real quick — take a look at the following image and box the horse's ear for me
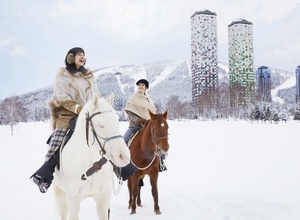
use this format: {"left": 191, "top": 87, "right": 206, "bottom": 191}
{"left": 106, "top": 93, "right": 115, "bottom": 106}
{"left": 163, "top": 109, "right": 168, "bottom": 119}
{"left": 91, "top": 94, "right": 100, "bottom": 110}
{"left": 149, "top": 110, "right": 156, "bottom": 119}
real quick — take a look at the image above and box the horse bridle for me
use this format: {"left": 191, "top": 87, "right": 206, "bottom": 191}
{"left": 80, "top": 111, "right": 124, "bottom": 181}
{"left": 130, "top": 121, "right": 169, "bottom": 170}
{"left": 151, "top": 121, "right": 169, "bottom": 152}
{"left": 85, "top": 111, "right": 123, "bottom": 156}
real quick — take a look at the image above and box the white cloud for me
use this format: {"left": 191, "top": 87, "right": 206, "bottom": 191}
{"left": 1, "top": 0, "right": 300, "bottom": 99}
{"left": 9, "top": 46, "right": 27, "bottom": 56}
{"left": 254, "top": 0, "right": 299, "bottom": 23}
{"left": 0, "top": 37, "right": 13, "bottom": 47}
{"left": 47, "top": 1, "right": 75, "bottom": 18}
{"left": 46, "top": 0, "right": 187, "bottom": 40}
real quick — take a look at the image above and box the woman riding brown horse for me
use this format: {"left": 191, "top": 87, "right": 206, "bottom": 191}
{"left": 127, "top": 109, "right": 169, "bottom": 215}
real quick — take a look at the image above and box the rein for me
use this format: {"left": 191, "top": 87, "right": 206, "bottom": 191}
{"left": 131, "top": 121, "right": 168, "bottom": 170}
{"left": 81, "top": 111, "right": 123, "bottom": 180}
{"left": 85, "top": 111, "right": 123, "bottom": 156}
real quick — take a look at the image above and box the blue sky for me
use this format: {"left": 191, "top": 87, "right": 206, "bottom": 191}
{"left": 1, "top": 0, "right": 300, "bottom": 99}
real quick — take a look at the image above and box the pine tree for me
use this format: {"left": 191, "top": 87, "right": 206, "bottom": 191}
{"left": 250, "top": 104, "right": 261, "bottom": 121}
{"left": 294, "top": 105, "right": 300, "bottom": 121}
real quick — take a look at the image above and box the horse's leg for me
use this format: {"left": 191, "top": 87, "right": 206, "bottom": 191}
{"left": 65, "top": 195, "right": 80, "bottom": 220}
{"left": 149, "top": 172, "right": 161, "bottom": 215}
{"left": 129, "top": 175, "right": 140, "bottom": 215}
{"left": 137, "top": 177, "right": 144, "bottom": 207}
{"left": 137, "top": 185, "right": 142, "bottom": 207}
{"left": 127, "top": 177, "right": 133, "bottom": 209}
{"left": 53, "top": 186, "right": 68, "bottom": 220}
{"left": 94, "top": 189, "right": 111, "bottom": 220}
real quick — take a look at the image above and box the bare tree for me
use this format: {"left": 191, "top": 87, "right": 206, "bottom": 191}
{"left": 166, "top": 96, "right": 180, "bottom": 120}
{"left": 0, "top": 95, "right": 26, "bottom": 136}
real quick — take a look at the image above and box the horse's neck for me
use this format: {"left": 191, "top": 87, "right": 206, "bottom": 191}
{"left": 139, "top": 122, "right": 155, "bottom": 146}
{"left": 72, "top": 116, "right": 87, "bottom": 145}
{"left": 74, "top": 116, "right": 84, "bottom": 132}
{"left": 141, "top": 122, "right": 152, "bottom": 137}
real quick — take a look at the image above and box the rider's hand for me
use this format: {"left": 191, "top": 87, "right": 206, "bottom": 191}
{"left": 76, "top": 105, "right": 83, "bottom": 114}
{"left": 136, "top": 118, "right": 147, "bottom": 126}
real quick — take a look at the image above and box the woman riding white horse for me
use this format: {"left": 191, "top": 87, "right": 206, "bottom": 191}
{"left": 53, "top": 94, "right": 130, "bottom": 220}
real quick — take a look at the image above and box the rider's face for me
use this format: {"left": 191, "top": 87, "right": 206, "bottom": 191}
{"left": 74, "top": 52, "right": 86, "bottom": 69}
{"left": 137, "top": 83, "right": 146, "bottom": 93}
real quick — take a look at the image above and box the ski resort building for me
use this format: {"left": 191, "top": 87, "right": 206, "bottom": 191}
{"left": 296, "top": 65, "right": 300, "bottom": 103}
{"left": 190, "top": 9, "right": 218, "bottom": 105}
{"left": 256, "top": 66, "right": 272, "bottom": 102}
{"left": 228, "top": 18, "right": 255, "bottom": 108}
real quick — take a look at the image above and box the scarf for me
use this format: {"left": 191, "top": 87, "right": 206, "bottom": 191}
{"left": 125, "top": 92, "right": 157, "bottom": 120}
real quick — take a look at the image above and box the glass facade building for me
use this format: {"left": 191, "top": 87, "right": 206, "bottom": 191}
{"left": 191, "top": 10, "right": 218, "bottom": 104}
{"left": 228, "top": 18, "right": 255, "bottom": 107}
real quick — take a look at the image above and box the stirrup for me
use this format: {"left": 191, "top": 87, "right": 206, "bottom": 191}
{"left": 32, "top": 175, "right": 50, "bottom": 193}
{"left": 113, "top": 165, "right": 122, "bottom": 179}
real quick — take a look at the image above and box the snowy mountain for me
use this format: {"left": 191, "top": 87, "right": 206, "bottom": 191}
{"left": 11, "top": 60, "right": 295, "bottom": 120}
{"left": 93, "top": 60, "right": 192, "bottom": 105}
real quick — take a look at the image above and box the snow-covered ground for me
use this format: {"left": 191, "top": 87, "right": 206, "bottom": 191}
{"left": 0, "top": 119, "right": 300, "bottom": 220}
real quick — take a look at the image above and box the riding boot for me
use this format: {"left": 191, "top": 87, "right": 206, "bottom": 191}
{"left": 117, "top": 161, "right": 138, "bottom": 181}
{"left": 30, "top": 152, "right": 59, "bottom": 193}
{"left": 159, "top": 154, "right": 167, "bottom": 172}
{"left": 139, "top": 178, "right": 144, "bottom": 187}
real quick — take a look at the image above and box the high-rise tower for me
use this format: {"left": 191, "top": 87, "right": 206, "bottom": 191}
{"left": 191, "top": 9, "right": 218, "bottom": 105}
{"left": 228, "top": 18, "right": 255, "bottom": 108}
{"left": 256, "top": 66, "right": 271, "bottom": 102}
{"left": 296, "top": 65, "right": 300, "bottom": 103}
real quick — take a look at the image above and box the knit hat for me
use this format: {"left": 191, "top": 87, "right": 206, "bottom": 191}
{"left": 136, "top": 79, "right": 149, "bottom": 89}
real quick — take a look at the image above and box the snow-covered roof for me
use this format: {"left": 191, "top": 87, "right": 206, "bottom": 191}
{"left": 228, "top": 18, "right": 253, "bottom": 27}
{"left": 258, "top": 65, "right": 269, "bottom": 69}
{"left": 191, "top": 9, "right": 217, "bottom": 18}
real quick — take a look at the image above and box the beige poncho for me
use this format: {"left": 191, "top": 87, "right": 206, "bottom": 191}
{"left": 49, "top": 67, "right": 98, "bottom": 130}
{"left": 124, "top": 91, "right": 157, "bottom": 120}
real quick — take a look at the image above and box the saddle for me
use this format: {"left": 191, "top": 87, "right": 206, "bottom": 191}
{"left": 127, "top": 130, "right": 140, "bottom": 148}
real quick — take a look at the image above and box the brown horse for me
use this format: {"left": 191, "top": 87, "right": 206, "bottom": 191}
{"left": 127, "top": 109, "right": 169, "bottom": 215}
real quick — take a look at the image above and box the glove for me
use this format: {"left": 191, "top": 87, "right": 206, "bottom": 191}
{"left": 76, "top": 105, "right": 83, "bottom": 114}
{"left": 136, "top": 118, "right": 147, "bottom": 126}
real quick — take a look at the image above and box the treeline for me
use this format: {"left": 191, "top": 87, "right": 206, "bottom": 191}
{"left": 1, "top": 90, "right": 300, "bottom": 136}
{"left": 160, "top": 84, "right": 298, "bottom": 122}
{"left": 164, "top": 95, "right": 297, "bottom": 122}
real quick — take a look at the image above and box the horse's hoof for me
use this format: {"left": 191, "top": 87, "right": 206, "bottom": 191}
{"left": 137, "top": 204, "right": 143, "bottom": 207}
{"left": 155, "top": 210, "right": 162, "bottom": 215}
{"left": 130, "top": 210, "right": 136, "bottom": 215}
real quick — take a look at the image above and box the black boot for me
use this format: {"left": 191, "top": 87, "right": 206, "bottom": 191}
{"left": 113, "top": 164, "right": 122, "bottom": 179}
{"left": 118, "top": 162, "right": 138, "bottom": 181}
{"left": 159, "top": 154, "right": 167, "bottom": 172}
{"left": 139, "top": 178, "right": 144, "bottom": 187}
{"left": 30, "top": 153, "right": 58, "bottom": 193}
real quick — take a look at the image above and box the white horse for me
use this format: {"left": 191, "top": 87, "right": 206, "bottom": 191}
{"left": 52, "top": 94, "right": 130, "bottom": 220}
